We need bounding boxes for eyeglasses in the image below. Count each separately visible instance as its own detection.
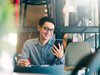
[43,26,54,32]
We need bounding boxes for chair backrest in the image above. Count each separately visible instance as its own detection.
[71,52,99,75]
[65,42,92,66]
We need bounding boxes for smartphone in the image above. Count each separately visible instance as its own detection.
[54,39,62,48]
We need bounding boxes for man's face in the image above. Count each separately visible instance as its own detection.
[38,22,55,41]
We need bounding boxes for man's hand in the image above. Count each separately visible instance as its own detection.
[52,43,64,59]
[20,59,30,67]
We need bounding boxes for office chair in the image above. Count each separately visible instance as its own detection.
[65,42,92,67]
[71,51,100,75]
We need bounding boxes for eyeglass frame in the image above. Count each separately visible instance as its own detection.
[42,26,54,32]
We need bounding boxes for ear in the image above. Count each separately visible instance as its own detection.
[37,25,40,31]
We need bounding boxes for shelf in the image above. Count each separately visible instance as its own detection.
[17,26,38,33]
[60,26,99,33]
[21,0,50,5]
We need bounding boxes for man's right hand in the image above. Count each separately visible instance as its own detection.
[20,59,30,67]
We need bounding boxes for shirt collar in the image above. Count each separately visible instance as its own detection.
[36,38,55,46]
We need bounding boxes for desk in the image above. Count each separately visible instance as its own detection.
[13,73,47,75]
[0,72,48,75]
[14,65,64,75]
[0,70,71,75]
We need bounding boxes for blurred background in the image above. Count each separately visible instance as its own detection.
[0,0,18,74]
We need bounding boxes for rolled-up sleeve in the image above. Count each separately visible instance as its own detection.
[17,40,30,65]
[55,56,65,65]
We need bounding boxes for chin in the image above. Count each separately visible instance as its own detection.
[44,36,51,40]
[44,37,50,40]
[43,35,52,40]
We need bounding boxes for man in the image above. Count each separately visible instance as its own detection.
[17,16,64,66]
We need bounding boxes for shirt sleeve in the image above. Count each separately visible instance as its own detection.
[55,56,65,65]
[17,40,30,65]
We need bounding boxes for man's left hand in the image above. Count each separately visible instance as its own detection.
[52,43,64,59]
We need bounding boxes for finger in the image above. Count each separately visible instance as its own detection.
[23,60,29,64]
[53,45,57,49]
[21,60,30,66]
[53,45,59,51]
[61,44,63,51]
[58,43,61,50]
[52,50,59,57]
[52,51,56,56]
[52,46,60,53]
[58,43,63,51]
[52,47,58,54]
[21,63,29,67]
[21,62,27,66]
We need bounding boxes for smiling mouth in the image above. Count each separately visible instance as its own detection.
[45,35,49,37]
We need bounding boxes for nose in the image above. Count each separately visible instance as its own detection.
[46,30,51,34]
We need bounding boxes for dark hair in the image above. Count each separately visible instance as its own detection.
[61,32,73,45]
[39,16,55,27]
[67,38,73,45]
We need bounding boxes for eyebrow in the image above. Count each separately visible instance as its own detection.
[43,26,54,30]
